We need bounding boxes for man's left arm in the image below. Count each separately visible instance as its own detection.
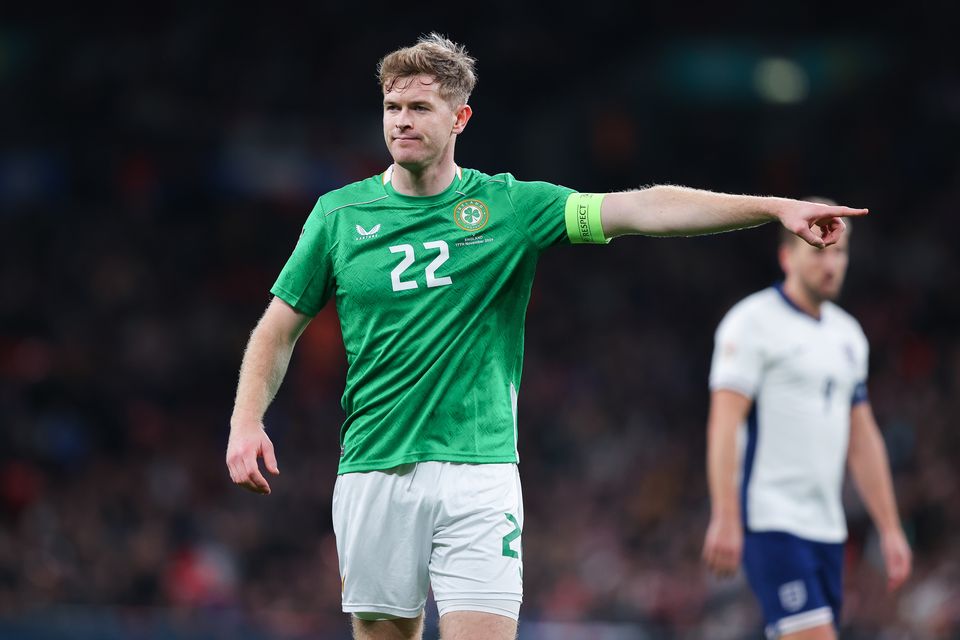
[847,401,912,592]
[598,185,867,248]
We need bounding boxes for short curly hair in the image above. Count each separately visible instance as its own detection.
[377,33,477,106]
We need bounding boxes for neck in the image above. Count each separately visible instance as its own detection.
[782,278,823,319]
[390,156,458,197]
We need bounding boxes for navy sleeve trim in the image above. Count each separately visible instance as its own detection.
[851,381,869,406]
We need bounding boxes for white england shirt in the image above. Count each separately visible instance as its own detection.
[709,284,869,543]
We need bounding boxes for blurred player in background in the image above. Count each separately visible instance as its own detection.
[227,34,866,640]
[703,209,912,639]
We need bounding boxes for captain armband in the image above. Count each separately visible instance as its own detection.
[851,381,869,406]
[564,193,610,244]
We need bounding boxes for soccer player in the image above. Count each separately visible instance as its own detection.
[226,34,865,640]
[702,217,912,639]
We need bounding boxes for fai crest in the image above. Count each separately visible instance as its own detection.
[453,199,490,232]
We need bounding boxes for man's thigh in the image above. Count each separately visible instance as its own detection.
[351,613,425,640]
[780,625,836,640]
[439,610,518,640]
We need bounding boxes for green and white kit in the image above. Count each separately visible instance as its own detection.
[271,166,607,474]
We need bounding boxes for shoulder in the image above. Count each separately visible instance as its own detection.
[824,302,868,343]
[466,169,569,193]
[714,289,785,351]
[316,174,389,216]
[462,169,514,192]
[462,168,511,182]
[823,300,860,326]
[719,288,780,327]
[461,170,527,206]
[462,167,500,183]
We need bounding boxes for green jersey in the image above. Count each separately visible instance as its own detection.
[271,166,606,474]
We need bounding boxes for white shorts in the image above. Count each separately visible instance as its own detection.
[332,462,524,620]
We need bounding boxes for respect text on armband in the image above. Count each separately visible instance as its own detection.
[577,202,591,242]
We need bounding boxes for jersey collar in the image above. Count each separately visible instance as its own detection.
[382,165,462,183]
[773,282,822,322]
[381,164,464,203]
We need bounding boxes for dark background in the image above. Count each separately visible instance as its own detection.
[2,3,959,638]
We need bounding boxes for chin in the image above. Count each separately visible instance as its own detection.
[390,150,425,166]
[393,159,427,173]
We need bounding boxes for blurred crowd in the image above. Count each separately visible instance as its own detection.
[2,5,959,639]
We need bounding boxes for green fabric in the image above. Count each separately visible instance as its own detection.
[272,168,582,473]
[502,513,522,558]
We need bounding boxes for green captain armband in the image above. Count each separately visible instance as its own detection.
[564,193,610,244]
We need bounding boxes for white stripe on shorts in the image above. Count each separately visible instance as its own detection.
[768,606,833,638]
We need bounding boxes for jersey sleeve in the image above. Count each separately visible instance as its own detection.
[709,305,765,398]
[503,175,608,251]
[270,198,335,316]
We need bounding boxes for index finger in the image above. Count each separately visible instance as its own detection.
[826,206,868,217]
[241,457,271,494]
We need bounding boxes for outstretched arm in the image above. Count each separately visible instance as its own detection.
[227,296,313,495]
[847,401,912,591]
[600,185,867,247]
[703,389,752,578]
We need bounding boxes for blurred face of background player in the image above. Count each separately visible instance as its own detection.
[382,74,472,173]
[779,226,850,308]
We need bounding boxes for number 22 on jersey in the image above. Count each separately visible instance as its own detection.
[389,240,453,292]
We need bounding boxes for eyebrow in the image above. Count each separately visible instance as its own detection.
[383,99,432,108]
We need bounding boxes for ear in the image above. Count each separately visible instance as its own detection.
[452,104,473,134]
[777,242,792,276]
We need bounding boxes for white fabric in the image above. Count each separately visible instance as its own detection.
[332,461,524,619]
[766,606,834,638]
[436,598,521,621]
[710,287,869,542]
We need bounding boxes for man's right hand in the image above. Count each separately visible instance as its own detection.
[703,515,743,578]
[226,421,280,495]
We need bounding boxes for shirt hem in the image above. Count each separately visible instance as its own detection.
[746,523,847,544]
[338,453,519,475]
[709,377,758,398]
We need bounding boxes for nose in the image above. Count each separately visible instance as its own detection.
[395,108,412,130]
[821,254,842,276]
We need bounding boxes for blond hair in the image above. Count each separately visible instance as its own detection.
[377,33,477,106]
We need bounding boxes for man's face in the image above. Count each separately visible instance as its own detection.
[781,231,850,303]
[382,75,465,170]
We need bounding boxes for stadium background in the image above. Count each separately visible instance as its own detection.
[2,4,958,639]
